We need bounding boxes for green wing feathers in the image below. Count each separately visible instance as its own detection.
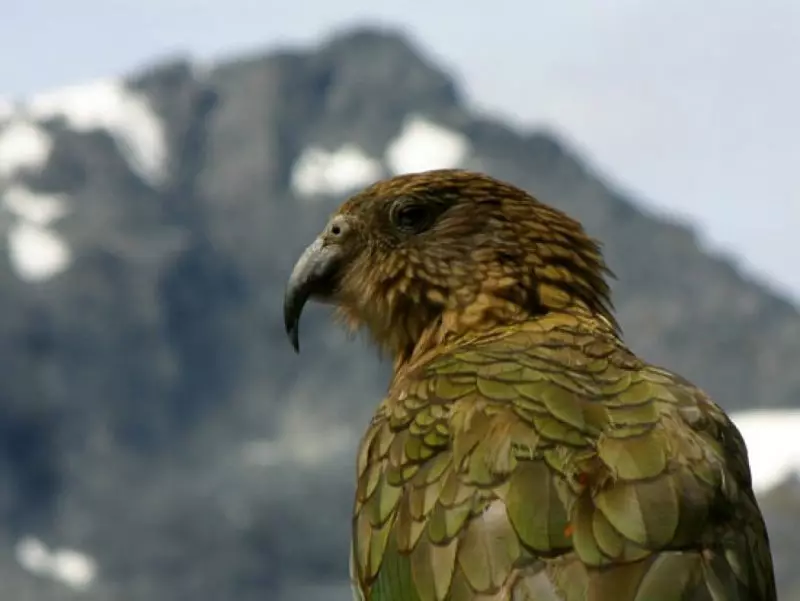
[351,315,777,600]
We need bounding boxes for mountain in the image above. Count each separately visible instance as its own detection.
[0,25,798,600]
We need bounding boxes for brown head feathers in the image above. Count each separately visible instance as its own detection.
[284,169,618,366]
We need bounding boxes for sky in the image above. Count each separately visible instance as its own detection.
[3,0,799,299]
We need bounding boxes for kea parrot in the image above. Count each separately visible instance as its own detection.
[283,169,777,600]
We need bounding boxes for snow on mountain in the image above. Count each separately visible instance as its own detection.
[7,222,70,281]
[2,185,71,281]
[241,401,355,468]
[291,116,471,198]
[15,536,97,590]
[27,79,167,185]
[0,79,164,281]
[0,120,53,179]
[0,98,14,123]
[731,409,800,493]
[3,185,68,225]
[291,143,383,198]
[385,115,470,175]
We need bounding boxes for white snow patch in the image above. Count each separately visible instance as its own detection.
[0,120,53,179]
[242,426,353,468]
[731,409,800,493]
[2,186,71,281]
[385,115,470,175]
[16,537,49,572]
[8,222,71,281]
[15,536,97,590]
[50,548,97,589]
[291,143,383,198]
[3,185,68,225]
[242,406,354,468]
[0,98,14,122]
[28,80,167,184]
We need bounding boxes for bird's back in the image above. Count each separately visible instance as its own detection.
[351,311,777,600]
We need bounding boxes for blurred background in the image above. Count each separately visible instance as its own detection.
[0,1,799,599]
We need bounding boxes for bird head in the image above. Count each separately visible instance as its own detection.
[284,169,616,366]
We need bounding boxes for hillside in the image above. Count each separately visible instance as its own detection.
[0,26,798,600]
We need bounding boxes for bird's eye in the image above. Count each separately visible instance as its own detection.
[391,203,432,234]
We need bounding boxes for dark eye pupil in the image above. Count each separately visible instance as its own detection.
[397,206,428,231]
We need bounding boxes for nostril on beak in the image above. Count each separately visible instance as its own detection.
[328,216,348,238]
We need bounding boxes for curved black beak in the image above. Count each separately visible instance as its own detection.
[283,238,342,353]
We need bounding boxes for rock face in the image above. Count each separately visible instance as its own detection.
[0,26,798,601]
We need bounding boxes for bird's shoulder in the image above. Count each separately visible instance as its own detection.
[365,312,739,479]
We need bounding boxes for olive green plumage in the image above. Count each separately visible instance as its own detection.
[284,169,777,600]
[352,315,774,600]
